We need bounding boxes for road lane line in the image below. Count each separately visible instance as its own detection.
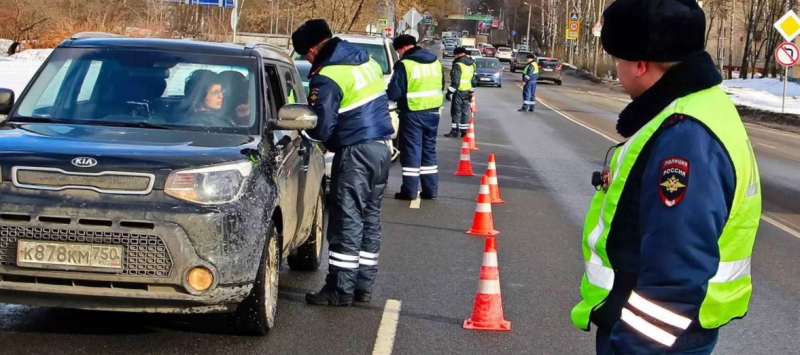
[535,86,800,238]
[372,299,402,355]
[757,142,777,149]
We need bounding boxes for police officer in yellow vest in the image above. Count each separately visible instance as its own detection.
[444,47,476,137]
[292,19,394,307]
[520,54,538,112]
[572,1,761,354]
[387,34,445,200]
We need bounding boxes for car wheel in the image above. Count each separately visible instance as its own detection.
[556,80,562,86]
[288,190,325,271]
[498,83,502,88]
[231,220,280,336]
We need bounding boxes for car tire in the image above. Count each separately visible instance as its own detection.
[556,80,562,86]
[231,220,281,336]
[287,189,325,271]
[498,83,502,88]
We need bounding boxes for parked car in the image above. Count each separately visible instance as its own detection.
[480,44,496,57]
[443,44,456,58]
[0,33,327,336]
[474,57,503,88]
[510,51,532,72]
[496,47,513,62]
[467,48,483,58]
[537,57,563,85]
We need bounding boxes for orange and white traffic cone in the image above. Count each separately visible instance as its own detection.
[466,175,500,236]
[470,94,478,113]
[463,236,511,331]
[485,154,506,204]
[467,118,479,151]
[455,136,476,176]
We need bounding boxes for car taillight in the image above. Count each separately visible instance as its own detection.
[556,64,562,71]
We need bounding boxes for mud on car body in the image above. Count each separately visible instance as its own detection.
[0,33,326,335]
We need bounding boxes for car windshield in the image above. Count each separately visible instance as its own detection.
[293,42,390,75]
[445,45,455,49]
[539,59,560,66]
[476,58,501,69]
[468,50,481,56]
[498,47,512,52]
[13,48,259,134]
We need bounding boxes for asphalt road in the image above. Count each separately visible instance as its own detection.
[2,50,800,355]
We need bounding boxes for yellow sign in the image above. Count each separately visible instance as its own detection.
[774,10,800,42]
[566,20,580,40]
[378,18,389,29]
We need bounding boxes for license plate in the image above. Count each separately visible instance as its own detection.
[17,240,123,273]
[543,68,553,71]
[480,77,492,81]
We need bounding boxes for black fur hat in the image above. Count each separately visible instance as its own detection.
[601,0,705,62]
[292,19,333,55]
[454,47,467,55]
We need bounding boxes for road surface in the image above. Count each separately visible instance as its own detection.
[1,50,799,355]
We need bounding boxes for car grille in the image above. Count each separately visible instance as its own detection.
[0,225,173,277]
[13,167,154,195]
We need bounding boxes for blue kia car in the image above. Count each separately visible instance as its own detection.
[474,57,503,88]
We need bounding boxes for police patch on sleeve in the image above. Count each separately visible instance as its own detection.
[659,157,689,207]
[308,88,319,104]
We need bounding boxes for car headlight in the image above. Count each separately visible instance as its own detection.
[493,72,501,77]
[165,161,252,205]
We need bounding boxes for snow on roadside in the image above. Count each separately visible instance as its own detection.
[0,60,45,97]
[722,78,800,115]
[9,49,53,62]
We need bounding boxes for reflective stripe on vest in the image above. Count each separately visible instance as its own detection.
[570,86,761,332]
[402,59,444,111]
[457,62,475,91]
[524,62,539,75]
[318,59,387,114]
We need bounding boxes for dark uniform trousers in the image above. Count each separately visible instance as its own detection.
[450,90,471,134]
[326,140,391,295]
[596,326,718,355]
[398,110,439,197]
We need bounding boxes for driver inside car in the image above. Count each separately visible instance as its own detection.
[183,70,238,127]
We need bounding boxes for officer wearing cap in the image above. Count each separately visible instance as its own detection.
[444,47,476,138]
[519,54,538,112]
[387,34,444,200]
[571,0,761,354]
[292,19,394,307]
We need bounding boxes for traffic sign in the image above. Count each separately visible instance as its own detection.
[774,10,800,42]
[775,42,799,67]
[403,8,423,27]
[570,12,580,21]
[378,18,388,29]
[592,20,602,37]
[567,20,581,40]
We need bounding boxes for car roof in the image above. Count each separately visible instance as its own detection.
[476,57,499,62]
[59,37,293,65]
[337,35,386,45]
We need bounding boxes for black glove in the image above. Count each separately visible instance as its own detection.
[445,91,452,101]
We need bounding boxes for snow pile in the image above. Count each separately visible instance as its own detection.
[9,49,53,62]
[722,78,800,115]
[0,60,45,96]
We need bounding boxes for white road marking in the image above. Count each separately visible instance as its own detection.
[410,191,421,209]
[536,87,800,238]
[372,299,402,355]
[757,142,777,149]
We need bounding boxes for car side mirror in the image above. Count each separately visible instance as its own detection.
[0,88,15,118]
[274,103,317,130]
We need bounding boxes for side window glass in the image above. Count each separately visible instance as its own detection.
[265,64,295,144]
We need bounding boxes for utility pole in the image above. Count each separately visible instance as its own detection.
[592,0,605,76]
[524,1,532,51]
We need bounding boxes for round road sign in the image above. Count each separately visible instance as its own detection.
[775,42,800,67]
[570,23,579,31]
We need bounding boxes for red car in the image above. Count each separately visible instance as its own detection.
[480,44,496,57]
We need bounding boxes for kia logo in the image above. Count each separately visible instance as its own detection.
[71,157,98,168]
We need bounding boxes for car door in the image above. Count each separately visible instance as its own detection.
[263,62,302,251]
[278,64,320,246]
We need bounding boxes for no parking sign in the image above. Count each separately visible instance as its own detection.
[775,42,799,67]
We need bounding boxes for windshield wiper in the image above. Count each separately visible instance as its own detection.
[91,121,173,130]
[9,116,73,124]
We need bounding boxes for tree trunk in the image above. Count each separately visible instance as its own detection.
[346,0,366,31]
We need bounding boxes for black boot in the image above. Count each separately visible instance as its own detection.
[355,290,372,303]
[394,192,415,200]
[420,192,437,200]
[444,129,459,137]
[305,286,353,307]
[518,107,527,112]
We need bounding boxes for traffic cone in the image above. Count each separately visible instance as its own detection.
[463,236,511,331]
[466,175,500,236]
[455,136,476,176]
[467,118,479,151]
[470,94,478,113]
[486,154,506,204]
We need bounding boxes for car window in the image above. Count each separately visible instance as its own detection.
[515,52,530,60]
[14,48,260,134]
[274,65,301,143]
[476,58,501,68]
[538,59,560,66]
[498,47,512,52]
[293,42,390,75]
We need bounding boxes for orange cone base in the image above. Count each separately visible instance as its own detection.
[470,147,480,151]
[490,198,507,204]
[463,318,511,331]
[466,229,500,237]
[455,170,476,176]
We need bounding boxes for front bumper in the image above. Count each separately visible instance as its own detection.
[476,75,502,85]
[0,183,272,313]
